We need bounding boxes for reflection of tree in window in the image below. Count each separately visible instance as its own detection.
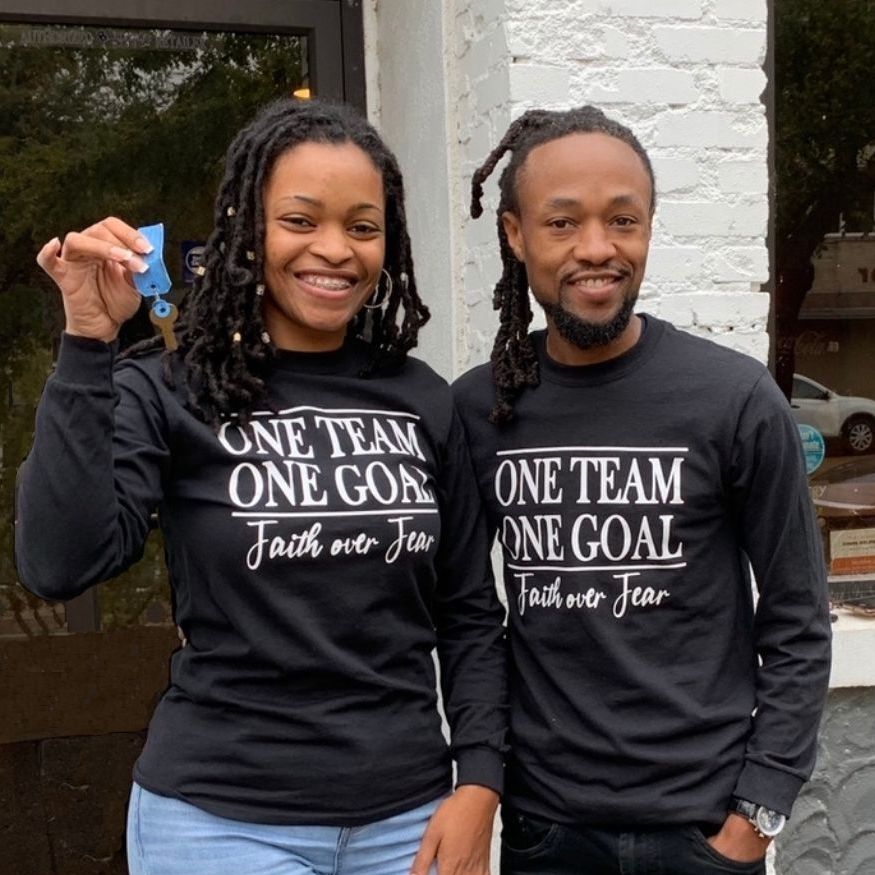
[0,24,307,633]
[775,0,875,398]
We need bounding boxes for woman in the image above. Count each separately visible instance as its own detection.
[16,99,506,875]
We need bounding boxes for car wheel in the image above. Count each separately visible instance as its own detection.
[843,415,875,454]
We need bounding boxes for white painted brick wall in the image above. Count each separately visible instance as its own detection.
[658,201,768,237]
[651,156,700,193]
[589,0,704,18]
[370,3,775,872]
[718,159,768,194]
[449,0,513,366]
[588,68,700,106]
[507,64,572,106]
[717,66,767,103]
[657,111,767,149]
[654,26,766,64]
[713,0,767,21]
[449,0,771,369]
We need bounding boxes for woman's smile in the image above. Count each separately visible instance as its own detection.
[261,140,386,351]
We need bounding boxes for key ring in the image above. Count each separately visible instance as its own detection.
[134,222,179,351]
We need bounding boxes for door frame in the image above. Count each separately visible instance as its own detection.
[0,0,365,109]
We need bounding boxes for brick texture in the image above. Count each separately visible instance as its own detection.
[450,0,771,369]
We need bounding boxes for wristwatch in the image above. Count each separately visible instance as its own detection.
[729,797,787,838]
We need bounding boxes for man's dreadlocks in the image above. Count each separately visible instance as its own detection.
[470,106,655,424]
[125,98,429,428]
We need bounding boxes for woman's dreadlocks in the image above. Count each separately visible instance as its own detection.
[470,106,655,424]
[125,98,429,428]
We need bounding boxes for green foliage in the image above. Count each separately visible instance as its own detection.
[0,24,306,633]
[773,0,875,394]
[776,0,875,249]
[0,292,55,636]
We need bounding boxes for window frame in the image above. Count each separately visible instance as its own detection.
[0,0,365,109]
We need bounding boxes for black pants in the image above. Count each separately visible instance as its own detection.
[500,810,767,875]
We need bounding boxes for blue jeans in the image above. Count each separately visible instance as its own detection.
[126,783,441,875]
[500,809,767,875]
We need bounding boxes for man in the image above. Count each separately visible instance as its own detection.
[453,106,831,875]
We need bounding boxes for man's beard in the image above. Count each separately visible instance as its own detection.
[540,294,637,351]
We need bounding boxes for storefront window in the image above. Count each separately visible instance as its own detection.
[775,0,875,607]
[0,22,310,635]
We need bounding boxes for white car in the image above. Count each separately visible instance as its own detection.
[791,374,875,454]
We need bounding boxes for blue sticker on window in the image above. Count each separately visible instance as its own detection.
[798,424,826,475]
[181,240,206,285]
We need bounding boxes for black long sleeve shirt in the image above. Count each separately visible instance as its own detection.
[16,333,507,825]
[453,316,830,829]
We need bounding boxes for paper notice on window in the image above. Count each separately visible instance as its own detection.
[830,527,875,575]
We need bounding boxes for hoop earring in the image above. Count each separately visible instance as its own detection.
[363,269,392,310]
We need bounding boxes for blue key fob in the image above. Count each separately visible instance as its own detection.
[132,223,172,298]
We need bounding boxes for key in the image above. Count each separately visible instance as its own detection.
[149,299,179,351]
[133,224,172,298]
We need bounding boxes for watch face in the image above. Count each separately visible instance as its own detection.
[755,807,787,837]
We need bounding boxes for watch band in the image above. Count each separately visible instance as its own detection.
[730,797,758,820]
[729,796,787,839]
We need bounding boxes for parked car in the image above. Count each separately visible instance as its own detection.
[791,374,875,454]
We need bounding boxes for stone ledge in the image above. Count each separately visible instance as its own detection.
[829,608,875,688]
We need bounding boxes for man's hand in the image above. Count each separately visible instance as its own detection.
[708,813,771,863]
[409,785,499,875]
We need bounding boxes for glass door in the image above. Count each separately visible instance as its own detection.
[0,0,358,640]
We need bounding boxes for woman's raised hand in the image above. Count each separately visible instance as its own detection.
[36,217,154,343]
